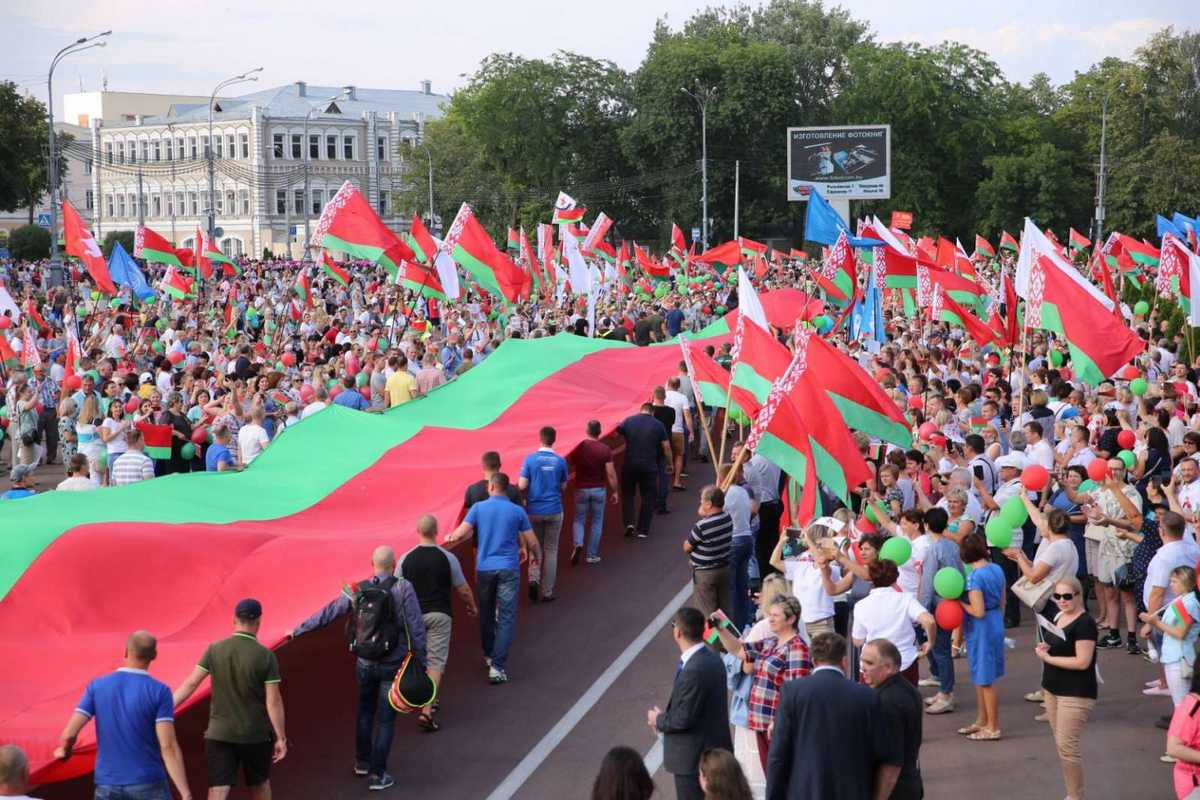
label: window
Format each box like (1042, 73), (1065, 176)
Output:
(276, 189), (286, 214)
(240, 133), (249, 159)
(311, 189), (323, 215)
(226, 135), (235, 159)
(201, 135), (210, 158)
(175, 192), (184, 216)
(166, 192), (173, 216)
(293, 189), (304, 214)
(377, 136), (386, 161)
(343, 134), (354, 160)
(189, 136), (198, 159)
(85, 189), (94, 211)
(216, 192), (224, 215)
(152, 141), (160, 162)
(140, 140), (149, 162)
(128, 142), (136, 164)
(188, 191), (198, 216)
(326, 134), (337, 159)
(239, 189), (250, 216)
(215, 135), (223, 158)
(273, 133), (284, 159)
(105, 142), (113, 164)
(84, 158), (93, 175)
(152, 195), (161, 217)
(309, 134), (320, 160)
(131, 193), (140, 217)
(116, 195), (126, 217)
(116, 141), (124, 163)
(290, 134), (302, 159)
(226, 190), (236, 216)
(105, 194), (114, 217)
(164, 138), (173, 161)
(177, 137), (185, 159)
(378, 191), (389, 215)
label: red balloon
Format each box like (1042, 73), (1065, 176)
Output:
(365, 339), (378, 352)
(329, 386), (342, 400)
(63, 374), (82, 391)
(299, 384), (315, 403)
(1117, 429), (1136, 450)
(124, 397), (140, 414)
(191, 426), (208, 446)
(281, 351), (297, 367)
(1087, 459), (1110, 482)
(918, 421), (938, 441)
(907, 395), (924, 410)
(359, 386), (371, 401)
(1022, 464), (1049, 492)
(0, 316), (12, 329)
(935, 600), (965, 631)
(167, 350), (184, 365)
(1121, 365), (1140, 380)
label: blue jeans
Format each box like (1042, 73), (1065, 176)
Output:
(95, 783), (170, 800)
(477, 569), (519, 671)
(356, 662), (400, 776)
(573, 487), (607, 558)
(927, 626), (955, 694)
(730, 536), (755, 632)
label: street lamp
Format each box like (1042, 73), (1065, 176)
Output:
(207, 68), (262, 254)
(47, 30), (111, 287)
(680, 83), (716, 250)
(302, 90), (349, 262)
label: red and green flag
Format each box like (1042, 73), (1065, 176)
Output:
(929, 285), (1003, 347)
(1169, 595), (1197, 628)
(806, 334), (911, 447)
(634, 244), (671, 279)
(293, 272), (313, 308)
(1000, 230), (1019, 252)
(0, 335), (18, 368)
(320, 251), (350, 288)
(974, 235), (995, 260)
(519, 228), (541, 294)
(696, 240), (742, 267)
(136, 422), (173, 460)
(739, 237), (768, 259)
(669, 223), (688, 265)
(407, 214), (439, 265)
(159, 266), (194, 301)
(813, 231), (855, 303)
(1069, 228), (1091, 252)
(312, 181), (416, 280)
(506, 227), (520, 253)
(23, 299), (48, 333)
(681, 335), (729, 409)
(789, 248), (808, 261)
(441, 202), (525, 303)
(134, 226), (184, 269)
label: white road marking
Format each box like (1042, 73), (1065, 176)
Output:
(485, 580), (693, 800)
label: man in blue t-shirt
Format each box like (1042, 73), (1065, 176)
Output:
(445, 473), (539, 684)
(205, 425), (237, 472)
(665, 301), (685, 337)
(519, 426), (569, 603)
(54, 631), (192, 799)
(332, 376), (372, 411)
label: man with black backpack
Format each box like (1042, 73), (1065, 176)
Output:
(288, 545), (427, 792)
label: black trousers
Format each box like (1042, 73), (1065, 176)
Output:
(621, 467), (657, 535)
(673, 772), (703, 800)
(38, 408), (58, 464)
(756, 500), (784, 578)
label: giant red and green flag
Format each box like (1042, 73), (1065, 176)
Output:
(440, 202), (525, 303)
(136, 421), (173, 459)
(312, 181), (416, 279)
(320, 250), (350, 288)
(134, 226), (184, 269)
(805, 334), (911, 448)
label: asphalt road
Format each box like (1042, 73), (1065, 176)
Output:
(30, 458), (1179, 799)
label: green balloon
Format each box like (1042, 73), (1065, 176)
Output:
(654, 283), (670, 298)
(1118, 449), (1136, 469)
(152, 340), (164, 353)
(327, 378), (340, 389)
(86, 369), (100, 384)
(1130, 378), (1148, 396)
(1134, 300), (1150, 316)
(275, 361), (285, 372)
(377, 338), (390, 351)
(985, 516), (1012, 549)
(933, 567), (965, 600)
(109, 298), (122, 309)
(155, 319), (167, 331)
(716, 305), (727, 315)
(356, 372), (368, 387)
(1000, 496), (1028, 527)
(90, 290), (100, 300)
(267, 320), (277, 332)
(1079, 479), (1098, 492)
(1049, 350), (1064, 367)
(879, 536), (911, 566)
(76, 305), (88, 318)
(180, 442), (196, 460)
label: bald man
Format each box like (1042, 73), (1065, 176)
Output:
(0, 745), (36, 800)
(54, 631), (191, 800)
(288, 545), (427, 792)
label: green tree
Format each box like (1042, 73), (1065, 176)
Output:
(101, 230), (136, 259)
(8, 224), (50, 261)
(0, 81), (71, 223)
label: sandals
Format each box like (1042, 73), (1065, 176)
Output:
(957, 724), (983, 736)
(417, 710), (440, 733)
(967, 728), (1002, 741)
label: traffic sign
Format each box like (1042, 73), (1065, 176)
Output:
(691, 227), (701, 241)
(289, 225), (297, 236)
(36, 213), (51, 228)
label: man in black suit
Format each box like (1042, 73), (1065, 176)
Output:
(647, 607), (731, 800)
(861, 638), (924, 800)
(766, 633), (902, 800)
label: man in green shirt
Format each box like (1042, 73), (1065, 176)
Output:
(174, 599), (286, 799)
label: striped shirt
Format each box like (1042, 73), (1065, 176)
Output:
(111, 450), (155, 486)
(688, 511), (733, 570)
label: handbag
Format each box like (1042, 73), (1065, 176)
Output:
(1012, 575), (1054, 610)
(1113, 563), (1137, 591)
(386, 606), (437, 714)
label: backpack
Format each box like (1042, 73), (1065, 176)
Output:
(345, 577), (400, 660)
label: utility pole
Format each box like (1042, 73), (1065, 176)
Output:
(733, 160), (740, 240)
(681, 83), (716, 249)
(1094, 95), (1109, 247)
(47, 31), (111, 287)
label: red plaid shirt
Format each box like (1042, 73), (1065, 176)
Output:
(745, 634), (812, 732)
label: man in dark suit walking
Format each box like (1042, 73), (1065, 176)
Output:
(647, 607), (732, 800)
(766, 633), (902, 800)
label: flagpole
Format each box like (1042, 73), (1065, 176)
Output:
(720, 445), (751, 492)
(688, 377), (719, 472)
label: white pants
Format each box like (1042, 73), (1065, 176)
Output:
(733, 724), (765, 800)
(1166, 660), (1194, 706)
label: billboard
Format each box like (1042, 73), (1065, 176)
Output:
(786, 125), (891, 201)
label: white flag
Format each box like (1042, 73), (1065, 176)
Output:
(737, 267), (769, 331)
(563, 234), (592, 296)
(0, 285), (21, 324)
(430, 235), (461, 300)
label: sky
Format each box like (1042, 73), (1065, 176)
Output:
(4, 0), (1198, 115)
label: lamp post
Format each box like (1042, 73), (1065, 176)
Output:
(47, 30), (110, 287)
(1093, 94), (1111, 247)
(207, 68), (262, 253)
(422, 141), (435, 235)
(302, 90), (348, 261)
(680, 83), (716, 250)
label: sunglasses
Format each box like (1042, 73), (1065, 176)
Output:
(1052, 592), (1076, 601)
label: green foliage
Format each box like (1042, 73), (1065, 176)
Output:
(8, 224), (50, 261)
(101, 230), (136, 259)
(0, 81), (71, 221)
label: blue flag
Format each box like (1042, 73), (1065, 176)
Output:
(850, 268), (886, 345)
(108, 241), (156, 302)
(1174, 212), (1197, 239)
(802, 187), (883, 247)
(1157, 214), (1184, 240)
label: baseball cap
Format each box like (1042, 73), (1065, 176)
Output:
(234, 598), (263, 620)
(139, 372), (153, 383)
(995, 453), (1026, 471)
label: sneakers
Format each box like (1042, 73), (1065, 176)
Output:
(528, 581), (541, 604)
(926, 697), (956, 714)
(1034, 712), (1049, 723)
(369, 773), (395, 791)
(586, 556), (602, 564)
(570, 545), (582, 566)
(488, 666), (509, 684)
(918, 678), (940, 688)
(1097, 631), (1123, 649)
(1127, 636), (1142, 655)
(354, 762), (369, 777)
(1024, 690), (1044, 703)
(625, 525), (636, 538)
(1162, 754), (1179, 763)
(636, 531), (649, 539)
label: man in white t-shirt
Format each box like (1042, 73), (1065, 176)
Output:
(237, 406), (271, 466)
(1174, 459), (1200, 541)
(300, 385), (329, 420)
(1142, 511), (1200, 642)
(1022, 421), (1055, 471)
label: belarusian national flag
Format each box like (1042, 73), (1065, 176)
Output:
(739, 237), (768, 259)
(23, 299), (48, 333)
(789, 248), (808, 261)
(192, 227), (214, 280)
(696, 240), (742, 266)
(506, 228), (520, 253)
(0, 335), (18, 368)
(582, 213), (614, 256)
(805, 334), (911, 447)
(1113, 233), (1160, 266)
(670, 224), (687, 265)
(519, 228), (541, 294)
(1069, 228), (1091, 251)
(406, 215), (439, 264)
(312, 181), (416, 279)
(814, 231), (855, 302)
(321, 251), (350, 287)
(729, 315), (791, 420)
(440, 202), (525, 302)
(681, 335), (729, 408)
(134, 226), (184, 268)
(136, 422), (174, 459)
(20, 326), (41, 368)
(616, 241), (633, 291)
(1168, 596), (1196, 628)
(635, 244), (671, 279)
(62, 198), (117, 294)
(552, 206), (586, 225)
(160, 266), (194, 300)
(1000, 230), (1019, 252)
(198, 229), (237, 278)
(974, 235), (995, 260)
(930, 285), (1003, 346)
(294, 272), (313, 307)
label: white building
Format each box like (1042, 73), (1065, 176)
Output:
(87, 81), (447, 259)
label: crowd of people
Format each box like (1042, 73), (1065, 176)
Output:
(7, 240), (1200, 800)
